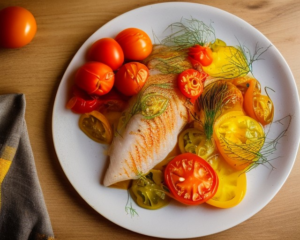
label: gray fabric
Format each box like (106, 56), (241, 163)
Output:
(0, 94), (54, 240)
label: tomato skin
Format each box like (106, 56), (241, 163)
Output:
(66, 96), (101, 114)
(79, 111), (113, 144)
(87, 38), (124, 71)
(115, 28), (152, 61)
(189, 45), (213, 67)
(164, 153), (219, 205)
(177, 69), (205, 102)
(115, 62), (149, 96)
(0, 6), (37, 48)
(75, 62), (114, 96)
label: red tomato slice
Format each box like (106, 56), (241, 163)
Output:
(66, 96), (101, 114)
(188, 45), (213, 67)
(177, 69), (205, 102)
(164, 153), (219, 205)
(87, 38), (124, 71)
(75, 62), (114, 96)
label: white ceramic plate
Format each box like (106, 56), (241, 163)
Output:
(52, 2), (300, 238)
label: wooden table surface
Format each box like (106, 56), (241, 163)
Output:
(1, 0), (300, 239)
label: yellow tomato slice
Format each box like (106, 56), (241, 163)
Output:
(178, 128), (216, 160)
(79, 111), (112, 144)
(202, 46), (249, 79)
(213, 111), (265, 170)
(206, 154), (247, 208)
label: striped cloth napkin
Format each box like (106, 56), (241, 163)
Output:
(0, 94), (54, 240)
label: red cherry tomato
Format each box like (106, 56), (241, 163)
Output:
(96, 88), (129, 112)
(0, 6), (37, 48)
(115, 28), (152, 61)
(115, 62), (149, 96)
(66, 86), (101, 114)
(75, 62), (114, 96)
(87, 38), (124, 71)
(164, 153), (219, 205)
(177, 69), (206, 102)
(189, 45), (213, 67)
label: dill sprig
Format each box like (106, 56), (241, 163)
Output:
(116, 82), (174, 135)
(197, 81), (229, 139)
(161, 17), (216, 49)
(125, 191), (138, 218)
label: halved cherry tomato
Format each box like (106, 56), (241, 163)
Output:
(87, 38), (124, 71)
(206, 154), (247, 208)
(0, 6), (37, 48)
(164, 153), (219, 205)
(130, 170), (170, 210)
(79, 111), (112, 144)
(115, 62), (149, 96)
(213, 111), (265, 170)
(177, 69), (206, 103)
(115, 28), (152, 61)
(75, 62), (114, 96)
(188, 45), (213, 67)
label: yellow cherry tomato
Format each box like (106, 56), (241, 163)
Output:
(202, 46), (249, 79)
(206, 154), (247, 208)
(178, 128), (216, 160)
(79, 111), (112, 144)
(253, 93), (274, 126)
(213, 111), (265, 170)
(130, 169), (170, 210)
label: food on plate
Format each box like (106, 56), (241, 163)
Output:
(178, 128), (216, 160)
(206, 154), (246, 208)
(87, 38), (124, 70)
(115, 62), (149, 96)
(130, 169), (170, 210)
(177, 69), (205, 103)
(188, 45), (213, 67)
(0, 6), (37, 48)
(79, 111), (113, 144)
(75, 62), (114, 96)
(213, 111), (265, 170)
(103, 73), (189, 187)
(66, 18), (285, 211)
(164, 153), (219, 205)
(115, 28), (153, 60)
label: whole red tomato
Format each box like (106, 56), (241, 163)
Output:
(115, 28), (152, 61)
(189, 45), (213, 67)
(164, 153), (219, 205)
(87, 38), (124, 71)
(0, 6), (37, 48)
(115, 62), (149, 96)
(75, 62), (114, 96)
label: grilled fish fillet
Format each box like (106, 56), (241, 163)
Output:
(103, 74), (190, 186)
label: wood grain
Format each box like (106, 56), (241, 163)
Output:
(1, 0), (300, 239)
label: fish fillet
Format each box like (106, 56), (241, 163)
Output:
(103, 74), (190, 186)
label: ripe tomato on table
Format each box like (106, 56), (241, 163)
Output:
(75, 62), (114, 96)
(87, 38), (124, 71)
(0, 6), (37, 48)
(115, 28), (152, 61)
(164, 153), (219, 205)
(115, 62), (149, 96)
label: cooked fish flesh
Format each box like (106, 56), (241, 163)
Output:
(103, 74), (190, 186)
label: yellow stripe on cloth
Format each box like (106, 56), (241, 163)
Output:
(0, 146), (16, 210)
